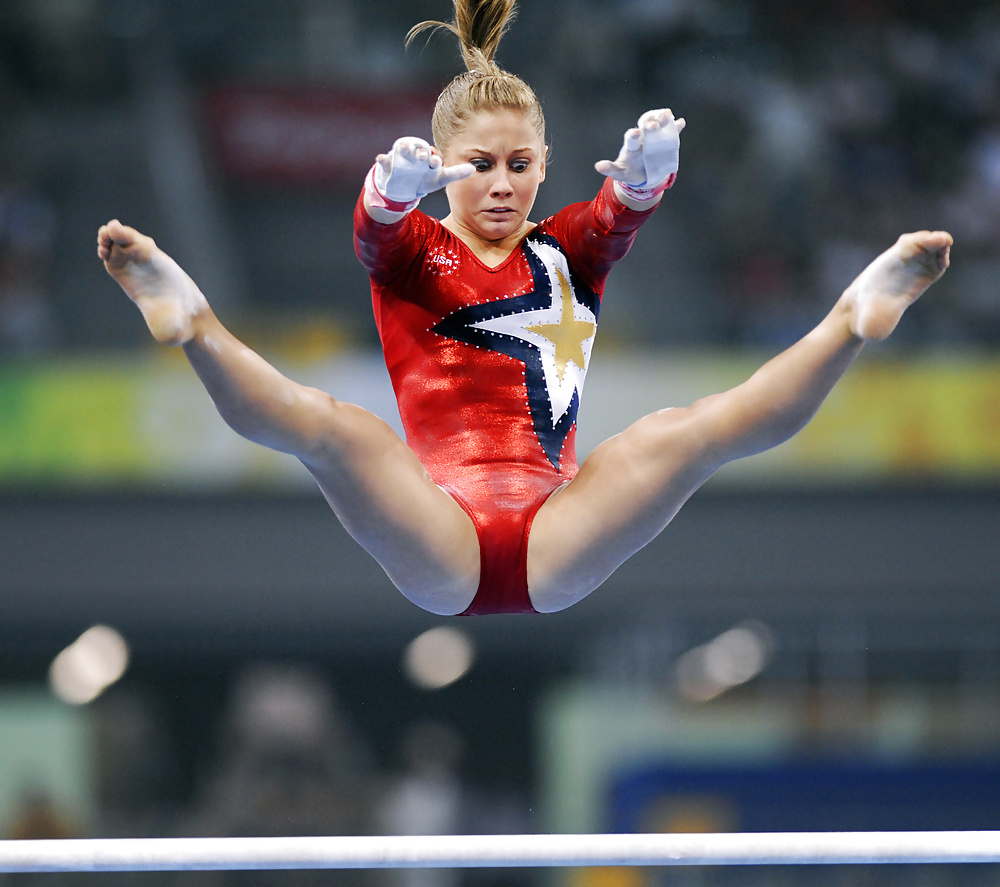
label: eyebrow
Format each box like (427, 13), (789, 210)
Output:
(466, 146), (538, 155)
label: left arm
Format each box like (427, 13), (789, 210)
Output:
(543, 107), (686, 289)
(548, 178), (660, 291)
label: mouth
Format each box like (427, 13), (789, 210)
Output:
(484, 207), (516, 216)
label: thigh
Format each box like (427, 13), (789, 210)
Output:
(301, 399), (480, 616)
(527, 404), (718, 613)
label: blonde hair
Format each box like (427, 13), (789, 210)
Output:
(407, 0), (546, 154)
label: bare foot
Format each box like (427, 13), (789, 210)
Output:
(845, 230), (953, 341)
(97, 220), (208, 345)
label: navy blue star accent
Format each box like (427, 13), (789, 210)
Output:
(431, 233), (600, 471)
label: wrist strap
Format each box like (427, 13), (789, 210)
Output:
(365, 165), (419, 214)
(618, 171), (677, 202)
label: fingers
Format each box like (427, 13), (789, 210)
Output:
(436, 161), (475, 187)
(375, 138), (434, 177)
(640, 111), (681, 142)
(637, 108), (684, 133)
(392, 136), (433, 165)
(593, 159), (618, 177)
(637, 108), (675, 128)
(594, 128), (645, 184)
(635, 108), (682, 188)
(634, 109), (684, 150)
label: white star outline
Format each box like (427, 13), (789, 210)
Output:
(468, 241), (597, 429)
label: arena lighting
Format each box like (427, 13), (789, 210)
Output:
(402, 626), (475, 690)
(48, 625), (130, 705)
(675, 621), (774, 702)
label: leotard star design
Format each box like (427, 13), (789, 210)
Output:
(433, 235), (600, 470)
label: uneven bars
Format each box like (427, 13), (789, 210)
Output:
(2, 832), (1000, 872)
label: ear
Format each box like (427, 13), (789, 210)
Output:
(539, 150), (547, 182)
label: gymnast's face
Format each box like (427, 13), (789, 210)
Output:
(440, 110), (546, 245)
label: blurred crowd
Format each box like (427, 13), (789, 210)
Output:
(3, 663), (530, 887)
(0, 0), (996, 355)
(551, 0), (1000, 347)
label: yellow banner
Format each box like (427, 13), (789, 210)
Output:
(783, 356), (1000, 480)
(0, 352), (997, 490)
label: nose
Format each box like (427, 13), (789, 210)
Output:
(490, 169), (514, 198)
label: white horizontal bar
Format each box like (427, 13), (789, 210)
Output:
(2, 832), (1000, 872)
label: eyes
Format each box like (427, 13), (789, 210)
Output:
(470, 158), (533, 174)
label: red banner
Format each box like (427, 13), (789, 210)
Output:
(202, 86), (437, 188)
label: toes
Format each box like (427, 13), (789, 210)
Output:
(98, 220), (157, 268)
(922, 235), (952, 275)
(925, 231), (954, 267)
(897, 231), (953, 277)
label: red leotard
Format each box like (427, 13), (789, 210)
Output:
(354, 178), (655, 614)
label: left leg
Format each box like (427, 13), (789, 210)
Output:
(526, 230), (952, 612)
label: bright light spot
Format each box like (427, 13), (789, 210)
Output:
(403, 626), (475, 690)
(675, 621), (773, 702)
(49, 625), (130, 705)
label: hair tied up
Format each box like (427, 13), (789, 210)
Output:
(406, 1), (546, 155)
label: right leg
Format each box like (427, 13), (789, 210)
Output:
(97, 220), (479, 615)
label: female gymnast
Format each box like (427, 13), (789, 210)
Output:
(97, 0), (952, 617)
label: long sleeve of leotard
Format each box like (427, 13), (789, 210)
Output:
(353, 204), (431, 282)
(541, 177), (657, 293)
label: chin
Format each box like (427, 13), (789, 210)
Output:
(479, 217), (521, 237)
(485, 227), (518, 243)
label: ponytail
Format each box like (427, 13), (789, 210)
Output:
(407, 0), (516, 73)
(407, 0), (545, 153)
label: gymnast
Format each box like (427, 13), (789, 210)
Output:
(97, 0), (952, 617)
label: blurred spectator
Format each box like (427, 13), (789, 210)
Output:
(5, 788), (80, 887)
(183, 663), (376, 887)
(378, 721), (465, 887)
(940, 123), (1000, 343)
(91, 688), (181, 836)
(5, 786), (77, 839)
(0, 171), (58, 356)
(377, 719), (531, 887)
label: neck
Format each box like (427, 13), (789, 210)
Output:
(441, 215), (534, 267)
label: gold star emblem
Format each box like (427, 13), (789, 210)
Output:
(527, 269), (596, 382)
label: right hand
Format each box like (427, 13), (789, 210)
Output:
(373, 137), (475, 204)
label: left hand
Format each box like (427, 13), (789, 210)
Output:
(595, 109), (685, 199)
